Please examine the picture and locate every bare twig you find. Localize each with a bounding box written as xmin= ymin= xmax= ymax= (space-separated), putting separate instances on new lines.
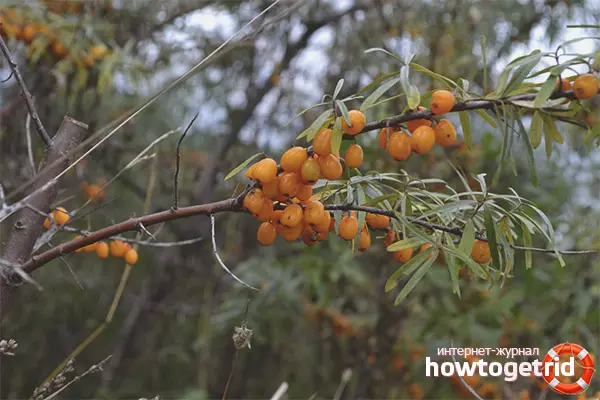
xmin=0 ymin=32 xmax=51 ymax=145
xmin=449 ymin=342 xmax=484 ymax=400
xmin=40 ymin=355 xmax=112 ymax=400
xmin=25 ymin=113 xmax=36 ymax=175
xmin=172 ymin=112 xmax=199 ymax=210
xmin=270 ymin=382 xmax=289 ymax=400
xmin=333 ymin=369 xmax=352 ymax=400
xmin=47 ymin=241 xmax=84 ymax=290
xmin=210 ymin=214 xmax=259 ymax=291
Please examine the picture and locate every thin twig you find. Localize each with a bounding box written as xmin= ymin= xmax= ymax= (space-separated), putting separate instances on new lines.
xmin=41 ymin=355 xmax=112 ymax=400
xmin=332 ymin=369 xmax=352 ymax=400
xmin=221 ymin=349 xmax=239 ymax=400
xmin=172 ymin=112 xmax=199 ymax=210
xmin=449 ymin=342 xmax=484 ymax=400
xmin=0 ymin=31 xmax=51 ymax=145
xmin=47 ymin=241 xmax=84 ymax=290
xmin=210 ymin=214 xmax=259 ymax=291
xmin=25 ymin=113 xmax=36 ymax=175
xmin=270 ymin=382 xmax=289 ymax=400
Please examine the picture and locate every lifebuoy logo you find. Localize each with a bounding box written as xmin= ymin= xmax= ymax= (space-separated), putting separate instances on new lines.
xmin=542 ymin=343 xmax=595 ymax=395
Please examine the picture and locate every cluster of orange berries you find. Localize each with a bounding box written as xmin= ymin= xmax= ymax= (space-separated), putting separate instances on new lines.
xmin=556 ymin=74 xmax=599 ymax=100
xmin=73 ymin=238 xmax=138 ymax=265
xmin=0 ymin=8 xmax=110 ymax=68
xmin=43 ymin=206 xmax=70 ymax=229
xmin=40 ymin=0 xmax=114 ymax=15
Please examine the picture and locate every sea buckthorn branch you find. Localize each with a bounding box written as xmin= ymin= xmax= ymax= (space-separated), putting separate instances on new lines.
xmin=0 ymin=28 xmax=52 ymax=145
xmin=324 ymin=203 xmax=597 ymax=255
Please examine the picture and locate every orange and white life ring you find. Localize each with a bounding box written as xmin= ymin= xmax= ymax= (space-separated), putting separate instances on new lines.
xmin=542 ymin=343 xmax=595 ymax=395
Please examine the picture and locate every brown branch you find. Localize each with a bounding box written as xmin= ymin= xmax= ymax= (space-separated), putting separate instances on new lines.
xmin=22 ymin=197 xmax=243 ymax=274
xmin=0 ymin=30 xmax=52 ymax=146
xmin=1 ymin=117 xmax=87 ymax=311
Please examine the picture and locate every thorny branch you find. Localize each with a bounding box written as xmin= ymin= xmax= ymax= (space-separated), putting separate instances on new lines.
xmin=0 ymin=28 xmax=52 ymax=145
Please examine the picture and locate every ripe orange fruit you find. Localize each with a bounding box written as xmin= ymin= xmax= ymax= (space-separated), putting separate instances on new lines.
xmin=313 ymin=128 xmax=332 ymax=156
xmin=254 ymin=158 xmax=278 ymax=184
xmin=281 ymin=223 xmax=303 ymax=241
xmin=344 ymin=144 xmax=363 ymax=168
xmin=95 ymin=242 xmax=109 ymax=259
xmin=83 ymin=182 xmax=105 ymax=201
xmin=124 ymin=248 xmax=138 ymax=265
xmin=384 ymin=230 xmax=398 ymax=247
xmin=261 ymin=177 xmax=280 ymax=198
xmin=410 ymin=125 xmax=436 ymax=154
xmin=83 ymin=242 xmax=98 ymax=253
xmin=341 ymin=110 xmax=366 ymax=135
xmin=313 ymin=211 xmax=331 ymax=233
xmin=43 ymin=216 xmax=52 ymax=229
xmin=387 ymin=132 xmax=412 ymax=161
xmin=50 ymin=40 xmax=68 ymax=59
xmin=555 ymin=76 xmax=572 ymax=91
xmin=573 ymin=74 xmax=599 ymax=99
xmin=53 ymin=206 xmax=70 ymax=225
xmin=358 ymin=225 xmax=371 ymax=251
xmin=280 ymin=147 xmax=308 ymax=172
xmin=21 ymin=24 xmax=37 ymax=44
xmin=318 ymin=154 xmax=343 ymax=180
xmin=433 ymin=119 xmax=457 ymax=147
xmin=302 ymin=226 xmax=322 ymax=246
xmin=270 ymin=209 xmax=285 ymax=230
xmin=378 ymin=127 xmax=398 ymax=150
xmin=243 ymin=188 xmax=265 ymax=214
xmin=419 ymin=243 xmax=434 ymax=260
xmin=338 ymin=214 xmax=358 ymax=240
xmin=90 ymin=45 xmax=108 ymax=60
xmin=303 ymin=200 xmax=326 ymax=226
xmin=257 ymin=222 xmax=277 ymax=246
xmin=300 ymin=157 xmax=321 ymax=184
xmin=110 ymin=240 xmax=127 ymax=257
xmin=296 ymin=184 xmax=313 ymax=201
xmin=393 ymin=248 xmax=413 ymax=262
xmin=245 ymin=162 xmax=259 ymax=180
xmin=408 ymin=383 xmax=424 ymax=400
xmin=255 ymin=198 xmax=274 ymax=222
xmin=471 ymin=239 xmax=491 ymax=263
xmin=73 ymin=235 xmax=85 ymax=253
xmin=430 ymin=90 xmax=455 ymax=115
xmin=281 ymin=204 xmax=303 ymax=228
xmin=278 ymin=172 xmax=301 ymax=198
xmin=406 ymin=106 xmax=431 ymax=133
xmin=365 ymin=212 xmax=390 ymax=229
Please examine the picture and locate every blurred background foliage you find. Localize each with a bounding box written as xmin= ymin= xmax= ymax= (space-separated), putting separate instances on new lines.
xmin=0 ymin=0 xmax=599 ymax=399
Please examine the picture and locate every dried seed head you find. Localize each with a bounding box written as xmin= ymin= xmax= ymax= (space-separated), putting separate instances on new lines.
xmin=232 ymin=321 xmax=253 ymax=350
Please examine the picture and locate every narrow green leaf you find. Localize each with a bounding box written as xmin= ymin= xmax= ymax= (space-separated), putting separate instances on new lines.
xmin=492 ymin=68 xmax=511 ymax=98
xmin=459 ymin=111 xmax=472 ymax=150
xmin=541 ymin=113 xmax=564 ymax=144
xmin=385 ymin=247 xmax=434 ymax=292
xmin=481 ymin=35 xmax=488 ymax=93
xmin=409 ymin=62 xmax=457 ymax=89
xmin=296 ymin=109 xmax=333 ymax=140
xmin=330 ymin=117 xmax=343 ymax=155
xmin=483 ymin=205 xmax=501 ymax=271
xmin=407 ymin=84 xmax=420 ymax=109
xmin=333 ymin=79 xmax=344 ymax=100
xmin=475 ymin=109 xmax=497 ymax=128
xmin=504 ymin=50 xmax=542 ymax=95
xmin=360 ymin=77 xmax=401 ymax=111
xmin=443 ymin=233 xmax=461 ymax=298
xmin=530 ymin=111 xmax=543 ymax=149
xmin=363 ymin=47 xmax=405 ymax=63
xmin=521 ymin=223 xmax=532 ymax=269
xmin=336 ymin=100 xmax=351 ymax=127
xmin=357 ymin=71 xmax=401 ymax=95
xmin=394 ymin=251 xmax=437 ymax=305
xmin=458 ymin=220 xmax=476 ymax=256
xmin=224 ymin=153 xmax=265 ymax=181
xmin=387 ymin=236 xmax=427 ymax=252
xmin=399 ymin=66 xmax=411 ymax=100
xmin=516 ymin=116 xmax=538 ymax=187
xmin=443 ymin=246 xmax=488 ymax=279
xmin=534 ymin=76 xmax=557 ymax=108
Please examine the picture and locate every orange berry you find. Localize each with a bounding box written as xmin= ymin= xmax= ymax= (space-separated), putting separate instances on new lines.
xmin=254 ymin=158 xmax=278 ymax=184
xmin=95 ymin=242 xmax=109 ymax=259
xmin=419 ymin=243 xmax=434 ymax=260
xmin=555 ymin=76 xmax=572 ymax=91
xmin=313 ymin=128 xmax=332 ymax=156
xmin=280 ymin=147 xmax=308 ymax=172
xmin=270 ymin=209 xmax=285 ymax=230
xmin=257 ymin=222 xmax=277 ymax=246
xmin=124 ymin=248 xmax=138 ymax=265
xmin=90 ymin=45 xmax=108 ymax=60
xmin=393 ymin=248 xmax=413 ymax=262
xmin=83 ymin=242 xmax=98 ymax=253
xmin=243 ymin=188 xmax=265 ymax=214
xmin=341 ymin=110 xmax=366 ymax=135
xmin=318 ymin=154 xmax=343 ymax=180
xmin=261 ymin=177 xmax=280 ymax=199
xmin=302 ymin=226 xmax=322 ymax=246
xmin=470 ymin=239 xmax=491 ymax=263
xmin=344 ymin=144 xmax=363 ymax=168
xmin=407 ymin=383 xmax=424 ymax=400
xmin=254 ymin=198 xmax=274 ymax=222
xmin=296 ymin=184 xmax=313 ymax=201
xmin=303 ymin=200 xmax=326 ymax=227
xmin=110 ymin=240 xmax=127 ymax=257
xmin=281 ymin=204 xmax=303 ymax=228
xmin=84 ymin=182 xmax=105 ymax=201
xmin=384 ymin=230 xmax=398 ymax=247
xmin=406 ymin=107 xmax=431 ymax=133
xmin=338 ymin=214 xmax=358 ymax=240
xmin=387 ymin=132 xmax=412 ymax=161
xmin=434 ymin=119 xmax=457 ymax=147
xmin=300 ymin=157 xmax=321 ymax=184
xmin=313 ymin=211 xmax=332 ymax=233
xmin=50 ymin=40 xmax=68 ymax=59
xmin=245 ymin=162 xmax=259 ymax=180
xmin=278 ymin=172 xmax=301 ymax=198
xmin=281 ymin=223 xmax=303 ymax=241
xmin=358 ymin=225 xmax=371 ymax=251
xmin=378 ymin=127 xmax=398 ymax=150
xmin=573 ymin=74 xmax=599 ymax=99
xmin=365 ymin=212 xmax=390 ymax=229
xmin=53 ymin=206 xmax=70 ymax=225
xmin=410 ymin=125 xmax=436 ymax=154
xmin=43 ymin=217 xmax=52 ymax=229
xmin=73 ymin=235 xmax=84 ymax=253
xmin=21 ymin=24 xmax=37 ymax=44
xmin=430 ymin=90 xmax=455 ymax=115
